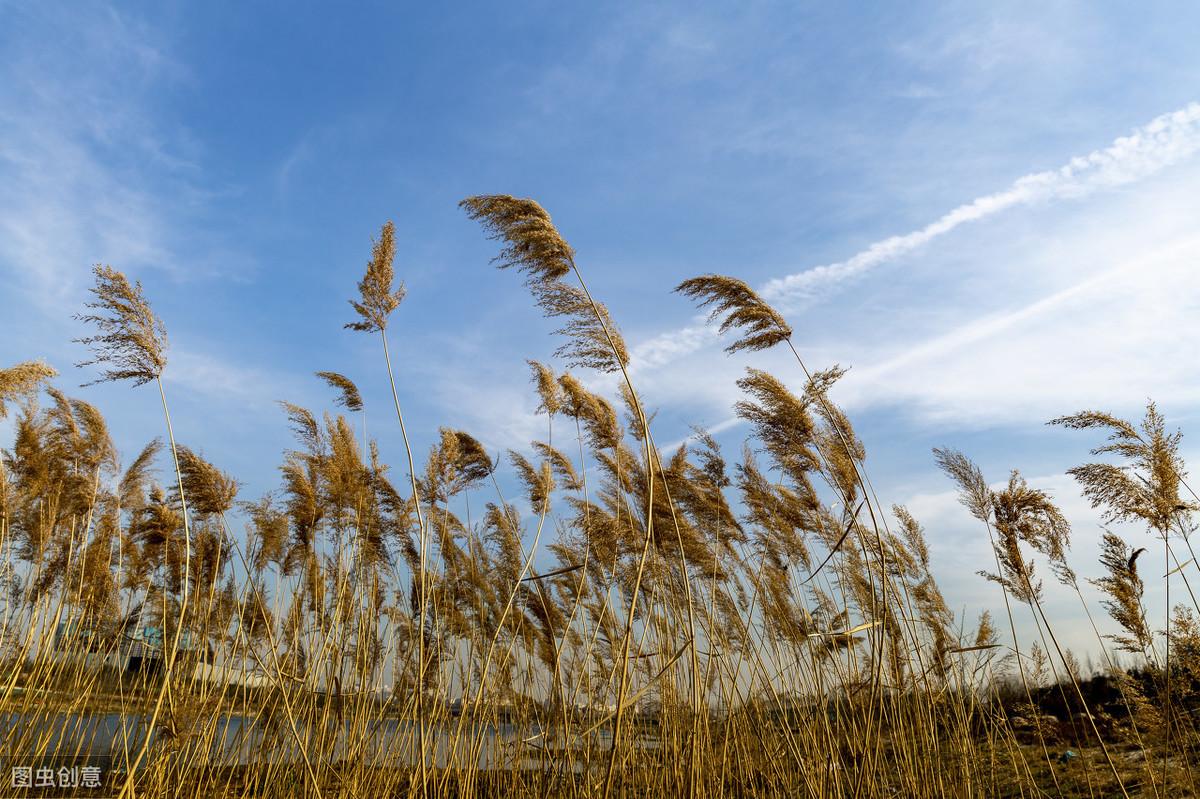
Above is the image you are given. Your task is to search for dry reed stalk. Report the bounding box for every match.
[462,195,704,799]
[3,198,1192,798]
[678,274,926,774]
[1053,403,1200,793]
[345,220,440,796]
[72,265,227,799]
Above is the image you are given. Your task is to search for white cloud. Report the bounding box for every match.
[759,102,1200,307]
[837,207,1200,428]
[434,377,546,455]
[642,187,1200,439]
[629,321,718,373]
[0,6,190,304]
[163,349,299,411]
[627,103,1200,376]
[894,83,942,101]
[0,5,280,474]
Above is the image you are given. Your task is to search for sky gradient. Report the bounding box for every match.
[3,0,1200,657]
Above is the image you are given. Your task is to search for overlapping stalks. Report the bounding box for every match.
[2,200,1200,797]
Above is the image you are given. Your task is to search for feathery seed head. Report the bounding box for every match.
[68,395,118,473]
[346,221,405,333]
[690,428,731,490]
[278,401,323,456]
[315,371,363,412]
[463,195,629,373]
[1091,530,1154,653]
[1053,402,1196,534]
[533,441,582,491]
[531,280,630,372]
[557,372,590,418]
[557,373,622,451]
[74,265,168,387]
[675,274,793,354]
[0,361,57,418]
[933,448,993,523]
[974,610,998,649]
[510,450,554,510]
[440,428,494,494]
[893,505,930,570]
[991,471,1071,564]
[175,446,239,516]
[969,471,1057,606]
[243,494,288,568]
[459,195,574,283]
[735,368,820,482]
[528,360,562,416]
[119,439,163,510]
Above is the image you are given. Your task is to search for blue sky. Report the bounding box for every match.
[4,0,1200,656]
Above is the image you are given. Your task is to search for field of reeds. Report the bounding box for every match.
[2,195,1200,798]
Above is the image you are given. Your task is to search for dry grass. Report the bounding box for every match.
[2,197,1200,798]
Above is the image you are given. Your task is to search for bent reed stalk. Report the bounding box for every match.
[0,204,1196,798]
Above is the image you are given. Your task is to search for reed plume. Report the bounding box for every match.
[459,195,574,283]
[119,439,163,510]
[533,281,630,371]
[510,452,555,510]
[982,476,1043,606]
[1091,530,1155,655]
[533,440,582,492]
[933,448,992,522]
[974,471,1075,604]
[735,368,820,484]
[992,472,1071,565]
[315,371,364,412]
[557,373,622,451]
[74,265,168,386]
[0,361,57,418]
[438,429,494,495]
[72,265,194,799]
[344,220,432,798]
[1051,403,1196,533]
[528,360,563,416]
[174,446,239,516]
[346,221,405,333]
[674,274,792,353]
[461,195,629,373]
[243,494,288,575]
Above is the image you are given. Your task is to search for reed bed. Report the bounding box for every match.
[2,196,1199,797]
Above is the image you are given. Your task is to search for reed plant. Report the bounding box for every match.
[0,199,1196,797]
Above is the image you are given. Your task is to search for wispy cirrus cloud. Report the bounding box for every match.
[629,102,1200,376]
[163,349,303,411]
[0,5,190,304]
[637,169,1200,442]
[0,3,286,483]
[837,231,1200,427]
[0,2,259,313]
[761,102,1200,309]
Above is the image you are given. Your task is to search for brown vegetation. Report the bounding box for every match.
[2,197,1199,797]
